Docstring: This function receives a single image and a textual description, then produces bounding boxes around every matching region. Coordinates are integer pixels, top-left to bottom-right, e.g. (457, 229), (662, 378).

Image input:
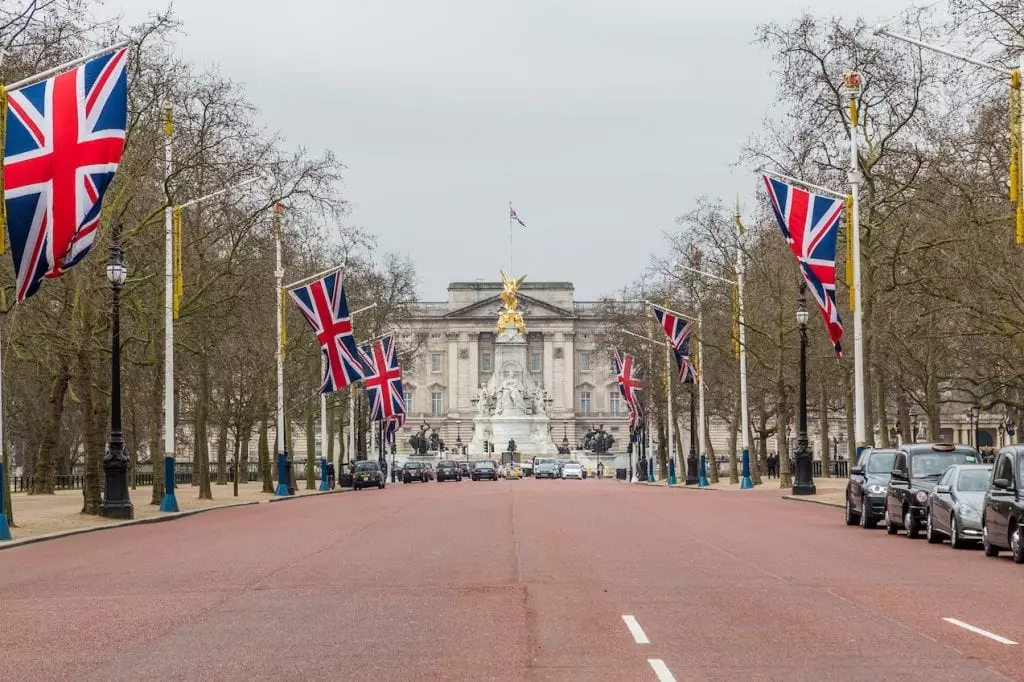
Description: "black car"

(844, 447), (896, 529)
(402, 461), (429, 484)
(885, 443), (980, 538)
(982, 445), (1024, 562)
(471, 460), (499, 481)
(457, 461), (472, 478)
(436, 460), (462, 482)
(926, 463), (991, 548)
(353, 460), (385, 490)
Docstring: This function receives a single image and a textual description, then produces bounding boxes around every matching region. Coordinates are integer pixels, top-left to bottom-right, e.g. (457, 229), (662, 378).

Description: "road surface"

(0, 479), (1019, 681)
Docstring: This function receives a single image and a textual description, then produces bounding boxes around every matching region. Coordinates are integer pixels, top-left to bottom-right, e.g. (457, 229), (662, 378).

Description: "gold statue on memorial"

(497, 271), (527, 336)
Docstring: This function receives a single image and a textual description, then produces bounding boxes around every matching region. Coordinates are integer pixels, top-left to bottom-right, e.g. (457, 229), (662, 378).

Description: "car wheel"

(983, 524), (1000, 557)
(379, 483), (385, 489)
(1012, 524), (1024, 564)
(949, 515), (966, 549)
(885, 510), (898, 535)
(844, 495), (859, 526)
(860, 504), (876, 529)
(926, 512), (942, 544)
(904, 509), (920, 539)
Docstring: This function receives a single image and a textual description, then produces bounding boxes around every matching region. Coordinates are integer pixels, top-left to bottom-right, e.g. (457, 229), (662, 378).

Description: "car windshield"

(866, 453), (896, 474)
(956, 468), (991, 492)
(475, 461), (494, 469)
(536, 458), (556, 465)
(439, 461), (455, 468)
(355, 462), (377, 472)
(910, 452), (977, 478)
(404, 462), (421, 469)
(564, 463), (581, 469)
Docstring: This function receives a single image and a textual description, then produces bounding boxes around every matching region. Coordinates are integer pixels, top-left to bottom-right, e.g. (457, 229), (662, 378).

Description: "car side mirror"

(890, 469), (907, 480)
(851, 466), (864, 476)
(994, 478), (1013, 490)
(935, 485), (951, 494)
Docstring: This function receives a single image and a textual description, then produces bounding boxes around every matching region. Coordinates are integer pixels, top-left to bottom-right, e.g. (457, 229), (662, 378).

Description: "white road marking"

(648, 659), (676, 681)
(622, 615), (650, 644)
(943, 618), (1017, 644)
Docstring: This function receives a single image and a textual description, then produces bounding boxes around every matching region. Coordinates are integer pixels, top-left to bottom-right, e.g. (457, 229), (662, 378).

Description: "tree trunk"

(32, 359), (71, 495)
(755, 428), (767, 485)
(819, 382), (831, 478)
(896, 393), (912, 447)
(216, 417), (228, 486)
(195, 357), (213, 500)
(149, 359), (164, 504)
(706, 409), (719, 483)
(776, 338), (792, 489)
(727, 391), (740, 484)
(238, 424), (251, 484)
(78, 343), (105, 516)
(305, 406), (316, 490)
(3, 438), (14, 526)
(259, 417), (273, 493)
(874, 371), (889, 448)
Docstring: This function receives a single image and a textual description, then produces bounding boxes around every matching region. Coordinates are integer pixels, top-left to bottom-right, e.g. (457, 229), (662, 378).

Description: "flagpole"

(274, 205), (290, 496)
(328, 302), (377, 491)
(0, 325), (10, 542)
(5, 40), (131, 90)
(508, 201), (513, 275)
(846, 74), (868, 459)
(348, 386), (355, 473)
(158, 99), (179, 512)
(319, 354), (329, 490)
(666, 328), (676, 486)
(735, 209), (754, 490)
(697, 312), (709, 487)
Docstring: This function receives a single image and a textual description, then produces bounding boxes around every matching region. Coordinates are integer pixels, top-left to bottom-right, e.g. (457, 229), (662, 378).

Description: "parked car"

(472, 460), (499, 481)
(845, 448), (897, 528)
(402, 461), (429, 484)
(561, 462), (584, 480)
(436, 460), (462, 482)
(926, 463), (992, 547)
(982, 445), (1024, 562)
(353, 460), (386, 490)
(534, 458), (558, 479)
(885, 443), (980, 538)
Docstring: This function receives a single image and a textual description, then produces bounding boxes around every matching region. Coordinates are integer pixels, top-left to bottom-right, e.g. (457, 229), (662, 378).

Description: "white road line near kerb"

(648, 659), (676, 682)
(621, 615), (650, 644)
(943, 618), (1018, 644)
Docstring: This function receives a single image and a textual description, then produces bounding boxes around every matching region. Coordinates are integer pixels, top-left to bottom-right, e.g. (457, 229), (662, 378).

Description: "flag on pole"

(510, 205), (527, 228)
(359, 332), (406, 422)
(762, 174), (845, 356)
(385, 413), (406, 444)
(288, 272), (367, 394)
(613, 350), (643, 413)
(5, 47), (129, 301)
(651, 304), (697, 384)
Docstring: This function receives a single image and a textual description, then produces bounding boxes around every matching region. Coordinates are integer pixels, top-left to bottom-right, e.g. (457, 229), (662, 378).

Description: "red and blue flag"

(762, 174), (845, 355)
(359, 332), (406, 422)
(614, 350), (643, 413)
(5, 47), (128, 301)
(288, 272), (367, 393)
(651, 305), (697, 384)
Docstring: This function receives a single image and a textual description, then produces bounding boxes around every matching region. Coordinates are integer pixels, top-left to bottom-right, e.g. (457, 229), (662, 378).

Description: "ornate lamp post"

(971, 405), (980, 450)
(791, 281), (816, 495)
(455, 419), (462, 455)
(100, 228), (134, 519)
(684, 383), (698, 485)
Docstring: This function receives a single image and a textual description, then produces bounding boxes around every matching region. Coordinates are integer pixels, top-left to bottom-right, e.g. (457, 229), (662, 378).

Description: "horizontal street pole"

(351, 303), (378, 317)
(178, 176), (262, 210)
(619, 328), (662, 348)
(7, 41), (131, 90)
(756, 168), (847, 201)
(284, 263), (345, 291)
(645, 299), (697, 322)
(873, 27), (1008, 75)
(675, 264), (736, 286)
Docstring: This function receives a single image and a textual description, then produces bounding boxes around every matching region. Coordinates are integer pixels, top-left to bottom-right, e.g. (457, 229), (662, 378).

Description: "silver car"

(926, 463), (992, 548)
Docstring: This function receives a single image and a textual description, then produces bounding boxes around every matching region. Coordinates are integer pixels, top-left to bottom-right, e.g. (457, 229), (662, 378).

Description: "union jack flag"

(5, 48), (129, 302)
(651, 305), (697, 384)
(762, 174), (844, 355)
(288, 272), (367, 394)
(614, 350), (643, 413)
(510, 205), (526, 228)
(384, 413), (406, 444)
(359, 332), (406, 422)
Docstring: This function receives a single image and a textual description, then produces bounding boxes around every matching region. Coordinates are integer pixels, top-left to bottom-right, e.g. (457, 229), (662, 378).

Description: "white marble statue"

(533, 386), (549, 416)
(476, 386), (492, 417)
(496, 370), (526, 414)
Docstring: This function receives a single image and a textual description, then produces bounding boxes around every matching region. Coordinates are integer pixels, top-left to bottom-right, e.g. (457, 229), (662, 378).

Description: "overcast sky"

(118, 0), (900, 301)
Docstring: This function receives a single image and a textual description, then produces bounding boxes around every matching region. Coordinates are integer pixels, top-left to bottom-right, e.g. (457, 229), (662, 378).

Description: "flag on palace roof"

(288, 272), (367, 393)
(762, 174), (844, 356)
(5, 47), (129, 301)
(510, 205), (527, 228)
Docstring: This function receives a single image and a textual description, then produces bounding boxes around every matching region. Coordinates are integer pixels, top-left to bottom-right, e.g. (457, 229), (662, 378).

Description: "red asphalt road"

(0, 479), (1021, 681)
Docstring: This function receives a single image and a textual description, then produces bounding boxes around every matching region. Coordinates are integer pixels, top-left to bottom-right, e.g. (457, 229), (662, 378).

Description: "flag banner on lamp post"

(359, 332), (407, 423)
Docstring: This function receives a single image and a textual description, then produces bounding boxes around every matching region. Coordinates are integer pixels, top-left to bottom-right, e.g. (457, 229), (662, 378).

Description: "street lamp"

(685, 383), (698, 485)
(971, 405), (980, 450)
(791, 280), (816, 495)
(100, 227), (134, 519)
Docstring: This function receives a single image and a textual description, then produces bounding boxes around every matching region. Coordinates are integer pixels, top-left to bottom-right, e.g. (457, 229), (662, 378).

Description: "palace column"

(563, 331), (575, 416)
(543, 331), (554, 400)
(468, 332), (479, 399)
(447, 332), (459, 417)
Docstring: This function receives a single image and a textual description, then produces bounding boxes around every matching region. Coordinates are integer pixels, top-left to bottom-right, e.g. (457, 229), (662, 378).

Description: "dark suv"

(401, 461), (429, 484)
(885, 443), (980, 538)
(436, 460), (462, 482)
(844, 448), (897, 529)
(982, 445), (1024, 562)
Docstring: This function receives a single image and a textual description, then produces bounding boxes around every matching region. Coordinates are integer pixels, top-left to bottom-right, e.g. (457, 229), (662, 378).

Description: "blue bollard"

(647, 458), (655, 483)
(698, 454), (709, 488)
(275, 453), (289, 496)
(0, 460), (11, 541)
(318, 458), (329, 491)
(668, 457), (677, 486)
(740, 448), (754, 489)
(159, 456), (179, 512)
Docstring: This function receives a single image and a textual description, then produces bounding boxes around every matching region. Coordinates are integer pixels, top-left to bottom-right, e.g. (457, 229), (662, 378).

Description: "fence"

(8, 461), (274, 493)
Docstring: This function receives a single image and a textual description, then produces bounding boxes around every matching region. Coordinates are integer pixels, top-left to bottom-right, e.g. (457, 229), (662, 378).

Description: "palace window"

(580, 391), (592, 414)
(530, 351), (542, 372)
(430, 352), (442, 373)
(609, 392), (621, 415)
(431, 391), (443, 414)
(406, 394), (415, 414)
(481, 352), (492, 372)
(579, 351), (591, 371)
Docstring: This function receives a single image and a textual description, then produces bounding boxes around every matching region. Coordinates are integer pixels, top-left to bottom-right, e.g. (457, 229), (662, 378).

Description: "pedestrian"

(327, 461), (336, 489)
(597, 461), (604, 479)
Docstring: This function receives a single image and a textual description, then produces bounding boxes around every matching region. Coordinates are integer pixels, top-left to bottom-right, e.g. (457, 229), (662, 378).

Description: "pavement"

(0, 477), (1019, 681)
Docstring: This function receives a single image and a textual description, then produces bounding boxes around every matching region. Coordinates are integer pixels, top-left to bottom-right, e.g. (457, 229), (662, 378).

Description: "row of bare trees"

(0, 1), (418, 524)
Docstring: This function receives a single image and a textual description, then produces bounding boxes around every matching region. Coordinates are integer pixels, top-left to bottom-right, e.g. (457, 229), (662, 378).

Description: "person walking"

(597, 461), (604, 479)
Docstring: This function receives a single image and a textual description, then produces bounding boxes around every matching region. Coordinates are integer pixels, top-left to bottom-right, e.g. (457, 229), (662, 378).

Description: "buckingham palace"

(395, 280), (629, 453)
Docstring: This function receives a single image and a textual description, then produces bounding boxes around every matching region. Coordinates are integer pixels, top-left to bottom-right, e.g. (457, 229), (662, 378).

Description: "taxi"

(504, 463), (523, 479)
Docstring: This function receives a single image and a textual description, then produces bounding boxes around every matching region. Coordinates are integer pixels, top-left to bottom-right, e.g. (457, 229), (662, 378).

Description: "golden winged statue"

(497, 271), (528, 335)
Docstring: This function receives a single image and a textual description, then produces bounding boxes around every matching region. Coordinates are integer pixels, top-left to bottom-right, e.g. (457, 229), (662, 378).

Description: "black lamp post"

(971, 406), (980, 450)
(100, 227), (134, 519)
(684, 383), (698, 485)
(791, 280), (816, 495)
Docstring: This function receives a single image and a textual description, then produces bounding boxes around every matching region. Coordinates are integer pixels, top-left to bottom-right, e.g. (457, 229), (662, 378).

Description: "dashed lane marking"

(648, 659), (676, 681)
(622, 615), (650, 644)
(943, 618), (1017, 645)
